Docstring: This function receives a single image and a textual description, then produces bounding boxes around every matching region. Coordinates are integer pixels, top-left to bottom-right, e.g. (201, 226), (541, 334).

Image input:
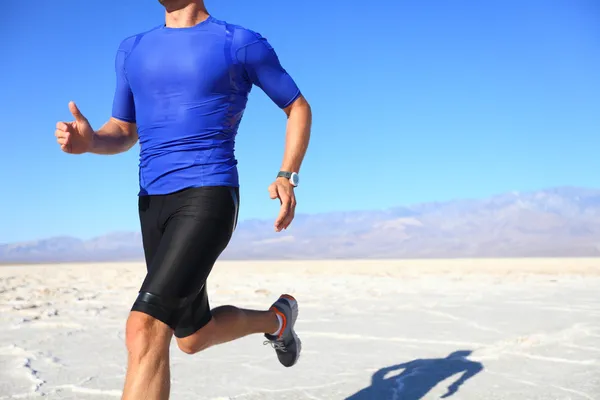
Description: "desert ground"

(0, 258), (599, 400)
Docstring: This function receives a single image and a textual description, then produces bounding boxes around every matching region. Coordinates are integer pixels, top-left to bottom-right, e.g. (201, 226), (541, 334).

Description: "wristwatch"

(277, 171), (299, 187)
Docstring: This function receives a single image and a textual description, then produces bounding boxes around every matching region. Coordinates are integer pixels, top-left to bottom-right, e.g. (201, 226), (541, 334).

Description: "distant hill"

(2, 187), (600, 263)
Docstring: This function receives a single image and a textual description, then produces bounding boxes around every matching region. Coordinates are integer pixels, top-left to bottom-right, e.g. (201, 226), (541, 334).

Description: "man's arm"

(280, 95), (312, 174)
(235, 31), (311, 173)
(56, 40), (138, 156)
(268, 95), (311, 231)
(90, 118), (138, 155)
(91, 37), (139, 155)
(237, 31), (312, 230)
(441, 362), (483, 398)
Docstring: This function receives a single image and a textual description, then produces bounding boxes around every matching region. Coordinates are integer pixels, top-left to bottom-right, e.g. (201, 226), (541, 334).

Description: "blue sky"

(1, 0), (598, 243)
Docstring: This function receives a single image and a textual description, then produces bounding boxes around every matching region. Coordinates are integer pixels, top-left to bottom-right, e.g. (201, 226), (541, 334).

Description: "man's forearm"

(281, 96), (312, 172)
(90, 118), (138, 155)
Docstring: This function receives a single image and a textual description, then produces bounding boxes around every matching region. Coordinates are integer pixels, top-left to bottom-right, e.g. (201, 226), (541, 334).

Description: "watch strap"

(277, 171), (293, 179)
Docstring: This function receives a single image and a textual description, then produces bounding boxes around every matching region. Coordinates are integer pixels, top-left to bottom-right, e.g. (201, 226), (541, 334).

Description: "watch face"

(290, 172), (299, 186)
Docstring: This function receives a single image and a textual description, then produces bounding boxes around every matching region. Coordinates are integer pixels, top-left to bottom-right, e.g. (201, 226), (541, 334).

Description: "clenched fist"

(55, 101), (94, 154)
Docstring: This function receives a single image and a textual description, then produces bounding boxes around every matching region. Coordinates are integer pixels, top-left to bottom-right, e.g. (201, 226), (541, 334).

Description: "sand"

(1, 258), (599, 400)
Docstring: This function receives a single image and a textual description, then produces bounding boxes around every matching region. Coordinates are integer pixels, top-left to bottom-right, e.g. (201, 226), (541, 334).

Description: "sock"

(271, 313), (283, 336)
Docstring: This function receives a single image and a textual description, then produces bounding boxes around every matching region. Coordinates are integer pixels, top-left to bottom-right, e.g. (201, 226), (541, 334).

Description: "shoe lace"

(263, 338), (287, 352)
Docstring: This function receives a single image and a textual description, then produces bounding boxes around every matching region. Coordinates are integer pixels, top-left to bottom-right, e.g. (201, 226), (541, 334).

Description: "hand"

(268, 177), (296, 232)
(440, 383), (460, 398)
(55, 101), (94, 154)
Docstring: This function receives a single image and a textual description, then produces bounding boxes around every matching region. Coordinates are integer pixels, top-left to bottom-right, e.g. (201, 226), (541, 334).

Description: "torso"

(123, 17), (252, 195)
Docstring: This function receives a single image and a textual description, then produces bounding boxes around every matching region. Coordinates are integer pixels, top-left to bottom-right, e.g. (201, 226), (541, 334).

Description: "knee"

(125, 312), (172, 360)
(176, 320), (217, 355)
(177, 339), (205, 355)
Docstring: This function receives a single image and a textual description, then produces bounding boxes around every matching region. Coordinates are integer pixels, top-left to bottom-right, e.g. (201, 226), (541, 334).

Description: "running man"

(53, 1), (311, 399)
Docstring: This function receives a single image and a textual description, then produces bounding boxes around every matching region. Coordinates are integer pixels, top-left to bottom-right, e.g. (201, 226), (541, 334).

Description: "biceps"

(111, 49), (136, 123)
(111, 83), (136, 123)
(257, 67), (301, 109)
(242, 40), (301, 108)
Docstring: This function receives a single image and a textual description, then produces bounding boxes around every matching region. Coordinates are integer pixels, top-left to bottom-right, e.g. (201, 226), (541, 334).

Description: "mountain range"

(2, 186), (600, 263)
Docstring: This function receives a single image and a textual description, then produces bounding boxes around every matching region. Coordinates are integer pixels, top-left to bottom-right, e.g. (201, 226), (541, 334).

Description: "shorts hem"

(131, 301), (213, 338)
(131, 302), (177, 331)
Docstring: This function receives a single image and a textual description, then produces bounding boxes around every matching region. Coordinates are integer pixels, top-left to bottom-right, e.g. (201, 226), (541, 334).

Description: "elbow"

(124, 134), (138, 151)
(118, 128), (138, 152)
(111, 118), (138, 147)
(284, 94), (311, 118)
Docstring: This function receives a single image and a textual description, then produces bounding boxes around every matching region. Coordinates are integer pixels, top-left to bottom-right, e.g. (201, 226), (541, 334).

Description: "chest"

(125, 33), (232, 99)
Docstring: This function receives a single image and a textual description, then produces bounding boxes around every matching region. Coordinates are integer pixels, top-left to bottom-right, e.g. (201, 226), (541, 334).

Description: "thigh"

(142, 186), (238, 297)
(173, 284), (211, 338)
(137, 186), (239, 334)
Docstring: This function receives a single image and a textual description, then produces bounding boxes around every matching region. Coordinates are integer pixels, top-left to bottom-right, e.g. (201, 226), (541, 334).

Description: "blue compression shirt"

(111, 16), (301, 196)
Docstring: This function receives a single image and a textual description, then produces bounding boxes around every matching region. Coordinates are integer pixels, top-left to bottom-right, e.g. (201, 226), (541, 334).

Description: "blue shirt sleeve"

(111, 40), (136, 123)
(235, 31), (301, 109)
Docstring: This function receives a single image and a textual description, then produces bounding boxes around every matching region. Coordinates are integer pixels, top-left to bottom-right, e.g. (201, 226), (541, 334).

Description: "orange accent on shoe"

(280, 294), (296, 302)
(270, 306), (287, 339)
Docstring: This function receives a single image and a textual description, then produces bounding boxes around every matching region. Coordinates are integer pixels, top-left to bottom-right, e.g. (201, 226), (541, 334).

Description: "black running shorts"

(132, 186), (239, 338)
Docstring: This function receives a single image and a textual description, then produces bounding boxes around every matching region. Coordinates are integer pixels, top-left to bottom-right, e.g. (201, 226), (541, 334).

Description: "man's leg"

(159, 187), (301, 364)
(125, 185), (258, 398)
(168, 277), (280, 353)
(175, 293), (302, 368)
(121, 195), (173, 399)
(122, 312), (173, 400)
(175, 304), (279, 354)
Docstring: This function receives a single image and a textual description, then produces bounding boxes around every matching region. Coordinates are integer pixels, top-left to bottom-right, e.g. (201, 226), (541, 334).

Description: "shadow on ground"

(346, 350), (484, 400)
